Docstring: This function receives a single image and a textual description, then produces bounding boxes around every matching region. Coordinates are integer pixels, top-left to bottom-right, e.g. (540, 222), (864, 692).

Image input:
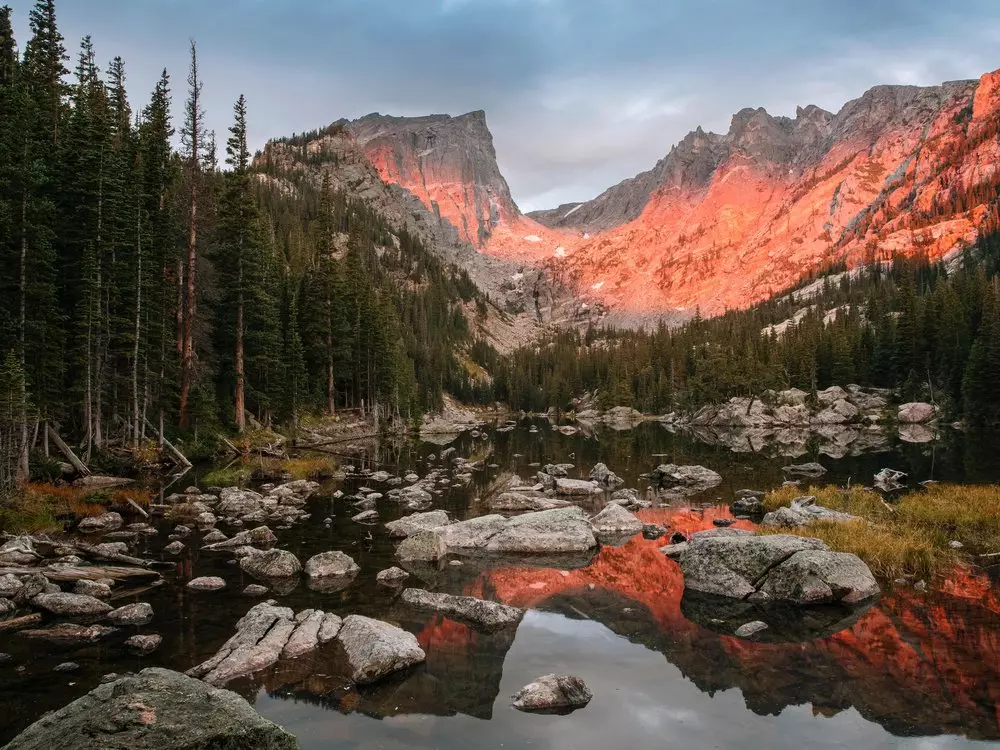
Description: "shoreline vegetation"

(760, 483), (1000, 580)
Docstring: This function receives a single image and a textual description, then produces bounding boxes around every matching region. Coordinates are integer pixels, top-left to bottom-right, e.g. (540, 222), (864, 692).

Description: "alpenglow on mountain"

(265, 67), (1000, 321)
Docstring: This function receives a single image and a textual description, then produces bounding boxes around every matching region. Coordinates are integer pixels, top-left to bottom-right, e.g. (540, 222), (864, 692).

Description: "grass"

(202, 464), (254, 487)
(201, 456), (338, 487)
(760, 483), (1000, 580)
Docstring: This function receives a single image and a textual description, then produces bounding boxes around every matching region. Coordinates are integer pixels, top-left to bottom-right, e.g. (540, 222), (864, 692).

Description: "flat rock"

(400, 588), (524, 631)
(489, 492), (572, 512)
(107, 602), (153, 626)
(281, 609), (325, 660)
(304, 551), (359, 578)
(336, 615), (426, 685)
(31, 593), (112, 617)
(187, 577), (227, 591)
(385, 510), (451, 539)
(73, 579), (112, 600)
(396, 530), (449, 563)
(77, 512), (124, 534)
(189, 602), (295, 685)
(351, 510), (379, 523)
(485, 507), (597, 554)
(202, 526), (277, 551)
(757, 549), (880, 604)
(898, 402), (937, 424)
(317, 613), (342, 644)
(651, 464), (723, 494)
(734, 620), (769, 638)
(435, 514), (507, 550)
(242, 584), (269, 596)
(553, 477), (602, 496)
(2, 667), (297, 750)
(512, 674), (592, 713)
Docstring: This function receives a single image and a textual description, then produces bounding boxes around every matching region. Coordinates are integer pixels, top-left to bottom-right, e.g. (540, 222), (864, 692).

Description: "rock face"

(511, 674), (593, 713)
(336, 615), (426, 685)
(400, 588), (524, 631)
(679, 533), (879, 605)
(3, 667), (298, 750)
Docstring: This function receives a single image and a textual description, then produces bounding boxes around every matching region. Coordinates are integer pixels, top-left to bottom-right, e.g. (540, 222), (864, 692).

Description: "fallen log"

(0, 564), (160, 583)
(46, 424), (90, 476)
(125, 497), (149, 519)
(0, 613), (42, 632)
(144, 417), (192, 468)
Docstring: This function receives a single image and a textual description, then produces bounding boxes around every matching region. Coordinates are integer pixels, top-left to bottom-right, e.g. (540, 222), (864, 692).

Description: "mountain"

(530, 70), (1000, 316)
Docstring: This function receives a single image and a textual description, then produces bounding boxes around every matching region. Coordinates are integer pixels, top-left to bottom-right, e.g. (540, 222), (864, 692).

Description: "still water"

(2, 419), (1000, 748)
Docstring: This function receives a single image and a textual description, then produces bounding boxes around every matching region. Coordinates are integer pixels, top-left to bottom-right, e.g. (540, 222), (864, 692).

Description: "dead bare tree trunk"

(132, 198), (143, 449)
(179, 41), (202, 431)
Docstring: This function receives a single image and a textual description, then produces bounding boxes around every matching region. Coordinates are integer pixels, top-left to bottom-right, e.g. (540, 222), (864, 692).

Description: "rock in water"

(734, 620), (769, 638)
(589, 463), (625, 490)
(553, 477), (602, 496)
(335, 615), (426, 685)
(650, 464), (723, 494)
(188, 602), (296, 686)
(590, 504), (643, 536)
(30, 593), (113, 618)
(898, 402), (937, 424)
(304, 551), (360, 578)
(281, 609), (325, 660)
(757, 550), (880, 604)
(781, 462), (827, 477)
(187, 577), (226, 591)
(485, 507), (598, 554)
(400, 588), (523, 631)
(511, 674), (593, 713)
(375, 567), (410, 586)
(2, 667), (298, 749)
(107, 602), (153, 626)
(240, 549), (302, 579)
(125, 634), (162, 655)
(384, 510), (451, 539)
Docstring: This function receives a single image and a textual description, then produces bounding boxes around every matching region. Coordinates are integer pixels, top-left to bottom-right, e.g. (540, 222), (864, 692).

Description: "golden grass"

(761, 483), (1000, 580)
(278, 457), (338, 480)
(203, 456), (338, 486)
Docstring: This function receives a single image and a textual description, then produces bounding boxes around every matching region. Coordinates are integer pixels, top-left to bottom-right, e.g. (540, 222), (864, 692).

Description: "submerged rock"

(3, 667), (298, 749)
(400, 588), (524, 631)
(336, 615), (426, 685)
(511, 674), (593, 713)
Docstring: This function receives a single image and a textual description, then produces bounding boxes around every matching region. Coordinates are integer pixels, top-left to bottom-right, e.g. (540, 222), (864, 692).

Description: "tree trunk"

(16, 181), (28, 488)
(132, 200), (142, 448)
(235, 290), (245, 433)
(326, 294), (335, 416)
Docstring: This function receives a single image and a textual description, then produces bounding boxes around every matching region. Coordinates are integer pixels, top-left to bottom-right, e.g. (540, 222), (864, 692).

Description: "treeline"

(479, 231), (1000, 427)
(0, 1), (483, 493)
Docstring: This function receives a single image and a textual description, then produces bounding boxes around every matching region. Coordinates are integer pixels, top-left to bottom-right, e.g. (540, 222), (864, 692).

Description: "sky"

(9, 0), (1000, 212)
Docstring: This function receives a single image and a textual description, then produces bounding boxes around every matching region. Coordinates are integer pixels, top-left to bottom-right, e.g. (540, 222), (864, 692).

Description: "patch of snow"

(563, 204), (583, 218)
(523, 235), (542, 243)
(591, 281), (605, 291)
(554, 247), (567, 258)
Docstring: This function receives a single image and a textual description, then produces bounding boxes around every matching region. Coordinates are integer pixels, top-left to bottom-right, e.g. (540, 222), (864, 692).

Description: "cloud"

(12, 0), (1000, 211)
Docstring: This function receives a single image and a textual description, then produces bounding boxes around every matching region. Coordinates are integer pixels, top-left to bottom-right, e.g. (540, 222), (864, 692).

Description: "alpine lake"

(3, 418), (1000, 750)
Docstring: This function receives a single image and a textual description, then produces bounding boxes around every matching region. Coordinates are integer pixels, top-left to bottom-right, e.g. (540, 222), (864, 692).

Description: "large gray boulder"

(76, 512), (123, 534)
(511, 674), (592, 713)
(281, 609), (325, 660)
(400, 588), (524, 631)
(898, 402), (937, 424)
(485, 507), (597, 554)
(589, 504), (643, 537)
(3, 667), (298, 750)
(304, 551), (359, 579)
(756, 550), (880, 605)
(107, 602), (154, 627)
(589, 463), (625, 490)
(202, 526), (276, 551)
(384, 510), (451, 539)
(651, 464), (722, 494)
(217, 488), (266, 517)
(679, 533), (879, 605)
(239, 549), (302, 579)
(434, 514), (506, 550)
(188, 602), (296, 685)
(553, 477), (602, 496)
(31, 593), (112, 618)
(395, 531), (448, 563)
(336, 615), (426, 685)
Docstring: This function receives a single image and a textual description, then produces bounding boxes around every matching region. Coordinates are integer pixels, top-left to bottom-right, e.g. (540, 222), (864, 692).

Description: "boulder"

(375, 567), (410, 586)
(76, 512), (124, 534)
(31, 593), (112, 617)
(187, 577), (226, 591)
(351, 510), (379, 524)
(761, 496), (858, 528)
(74, 579), (112, 599)
(553, 477), (602, 496)
(511, 674), (592, 713)
(107, 602), (153, 627)
(217, 487), (266, 517)
(651, 464), (722, 494)
(817, 386), (850, 405)
(203, 525), (277, 552)
(281, 609), (324, 660)
(679, 533), (879, 605)
(589, 463), (625, 490)
(590, 504), (643, 537)
(125, 634), (162, 655)
(318, 613), (343, 644)
(242, 584), (269, 596)
(772, 403), (811, 425)
(756, 550), (880, 605)
(874, 468), (908, 492)
(396, 531), (448, 563)
(434, 514), (507, 551)
(731, 492), (765, 515)
(400, 588), (524, 631)
(240, 549), (302, 579)
(485, 507), (597, 554)
(385, 510), (451, 539)
(3, 667), (297, 750)
(335, 615), (426, 685)
(0, 537), (39, 565)
(488, 492), (572, 512)
(304, 551), (359, 579)
(188, 602), (296, 685)
(163, 541), (185, 555)
(776, 388), (809, 406)
(0, 573), (22, 598)
(781, 462), (827, 477)
(898, 402), (937, 424)
(813, 399), (859, 424)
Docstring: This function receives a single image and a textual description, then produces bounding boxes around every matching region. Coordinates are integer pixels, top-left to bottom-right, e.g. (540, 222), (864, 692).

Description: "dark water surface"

(2, 420), (1000, 748)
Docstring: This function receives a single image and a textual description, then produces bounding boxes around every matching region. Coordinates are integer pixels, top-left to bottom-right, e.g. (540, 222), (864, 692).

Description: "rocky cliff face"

(531, 70), (1000, 316)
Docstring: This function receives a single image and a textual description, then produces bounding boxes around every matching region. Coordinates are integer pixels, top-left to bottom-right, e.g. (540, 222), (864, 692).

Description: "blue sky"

(9, 0), (1000, 211)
